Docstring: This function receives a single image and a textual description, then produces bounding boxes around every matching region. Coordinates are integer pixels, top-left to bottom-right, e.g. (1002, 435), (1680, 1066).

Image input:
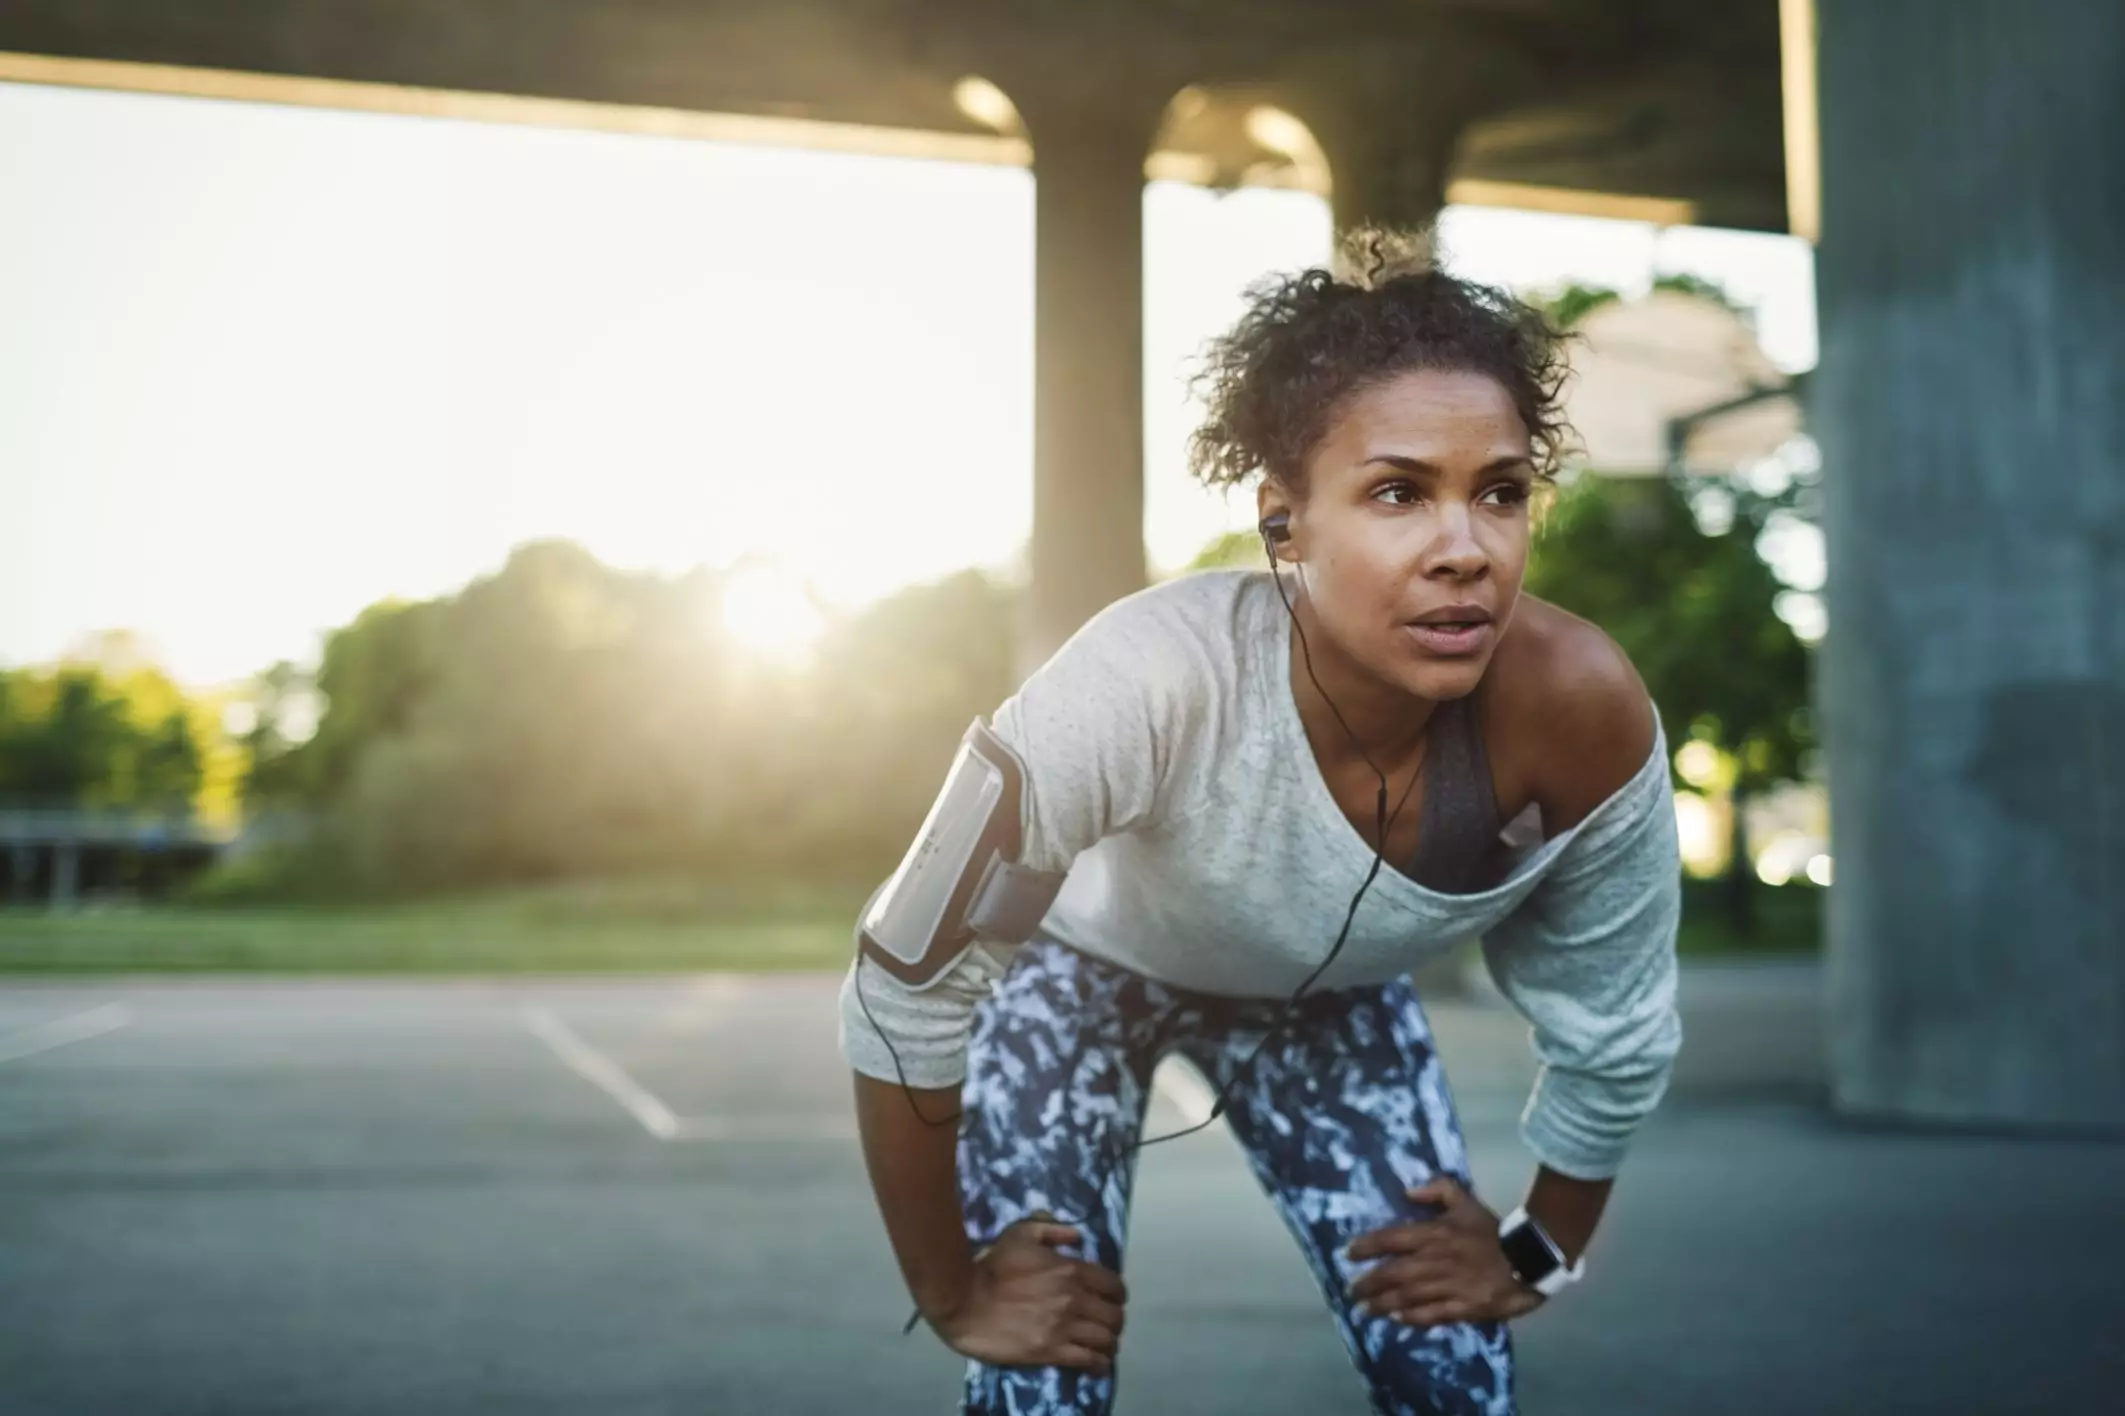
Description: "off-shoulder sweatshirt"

(838, 568), (1684, 1181)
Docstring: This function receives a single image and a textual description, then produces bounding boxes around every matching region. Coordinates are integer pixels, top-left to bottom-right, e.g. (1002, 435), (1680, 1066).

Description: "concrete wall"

(1814, 0), (2125, 1127)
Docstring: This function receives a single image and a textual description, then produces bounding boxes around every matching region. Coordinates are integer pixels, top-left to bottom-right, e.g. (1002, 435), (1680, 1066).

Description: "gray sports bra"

(1403, 694), (1512, 895)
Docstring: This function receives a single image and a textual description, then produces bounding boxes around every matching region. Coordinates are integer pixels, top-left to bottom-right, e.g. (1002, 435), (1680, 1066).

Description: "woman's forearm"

(853, 1072), (977, 1322)
(1523, 1165), (1613, 1268)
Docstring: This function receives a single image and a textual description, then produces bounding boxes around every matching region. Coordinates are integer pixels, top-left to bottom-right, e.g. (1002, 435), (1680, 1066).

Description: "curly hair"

(1186, 225), (1573, 493)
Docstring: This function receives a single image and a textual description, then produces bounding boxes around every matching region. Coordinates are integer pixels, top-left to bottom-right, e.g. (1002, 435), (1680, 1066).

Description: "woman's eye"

(1482, 482), (1532, 508)
(1373, 482), (1421, 506)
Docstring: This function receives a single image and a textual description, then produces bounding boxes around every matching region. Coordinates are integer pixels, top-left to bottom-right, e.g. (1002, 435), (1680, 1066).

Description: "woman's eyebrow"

(1363, 454), (1533, 476)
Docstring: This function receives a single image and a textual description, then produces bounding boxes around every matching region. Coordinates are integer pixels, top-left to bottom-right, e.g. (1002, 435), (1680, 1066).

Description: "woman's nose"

(1423, 507), (1489, 578)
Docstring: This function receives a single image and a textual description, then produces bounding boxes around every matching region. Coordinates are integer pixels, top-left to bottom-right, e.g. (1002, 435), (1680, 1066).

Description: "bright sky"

(0, 79), (1816, 687)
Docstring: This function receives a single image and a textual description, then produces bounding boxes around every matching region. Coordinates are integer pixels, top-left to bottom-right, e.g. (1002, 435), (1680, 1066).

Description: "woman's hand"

(1345, 1176), (1547, 1328)
(932, 1215), (1128, 1374)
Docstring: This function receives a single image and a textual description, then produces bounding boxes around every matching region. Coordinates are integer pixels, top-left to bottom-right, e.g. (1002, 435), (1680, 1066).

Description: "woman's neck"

(1285, 583), (1439, 776)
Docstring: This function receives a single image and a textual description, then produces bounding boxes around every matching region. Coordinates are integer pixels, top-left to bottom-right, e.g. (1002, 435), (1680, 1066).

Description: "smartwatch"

(1497, 1205), (1586, 1297)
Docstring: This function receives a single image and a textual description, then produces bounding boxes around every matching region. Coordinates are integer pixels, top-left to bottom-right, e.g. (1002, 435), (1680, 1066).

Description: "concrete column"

(1318, 119), (1459, 239)
(8, 844), (34, 904)
(1276, 53), (1486, 241)
(1020, 102), (1159, 674)
(51, 842), (79, 912)
(1815, 1), (2125, 1128)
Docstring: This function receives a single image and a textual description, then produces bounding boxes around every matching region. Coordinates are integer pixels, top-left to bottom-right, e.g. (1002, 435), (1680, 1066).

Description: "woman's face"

(1263, 367), (1536, 703)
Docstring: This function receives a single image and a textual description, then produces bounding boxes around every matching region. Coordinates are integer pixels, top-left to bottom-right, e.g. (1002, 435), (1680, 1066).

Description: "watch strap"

(1498, 1205), (1585, 1295)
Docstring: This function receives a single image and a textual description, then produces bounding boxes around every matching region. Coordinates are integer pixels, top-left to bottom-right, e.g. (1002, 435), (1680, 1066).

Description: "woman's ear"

(1256, 481), (1296, 563)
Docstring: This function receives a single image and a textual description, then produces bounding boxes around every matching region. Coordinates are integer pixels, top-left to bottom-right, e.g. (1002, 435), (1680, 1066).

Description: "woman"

(840, 227), (1683, 1416)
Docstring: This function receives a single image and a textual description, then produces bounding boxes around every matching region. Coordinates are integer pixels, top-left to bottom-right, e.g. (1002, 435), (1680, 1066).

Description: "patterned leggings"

(956, 935), (1516, 1416)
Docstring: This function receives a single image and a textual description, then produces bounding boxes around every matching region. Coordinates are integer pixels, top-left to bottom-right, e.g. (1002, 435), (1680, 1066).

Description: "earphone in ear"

(1259, 512), (1292, 552)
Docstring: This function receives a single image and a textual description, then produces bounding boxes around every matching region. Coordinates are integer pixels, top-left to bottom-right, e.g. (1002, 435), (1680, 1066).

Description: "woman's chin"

(1395, 656), (1491, 703)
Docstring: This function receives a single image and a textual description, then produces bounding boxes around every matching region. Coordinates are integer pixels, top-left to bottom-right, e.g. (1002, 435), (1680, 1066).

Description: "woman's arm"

(1344, 1166), (1614, 1324)
(851, 1071), (979, 1323)
(1524, 1165), (1612, 1268)
(1474, 642), (1677, 1309)
(1348, 649), (1678, 1324)
(838, 586), (1208, 1353)
(853, 1069), (1126, 1370)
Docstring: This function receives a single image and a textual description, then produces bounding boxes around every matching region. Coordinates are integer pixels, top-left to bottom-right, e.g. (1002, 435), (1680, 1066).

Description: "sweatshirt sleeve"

(837, 586), (1202, 1088)
(1478, 725), (1685, 1181)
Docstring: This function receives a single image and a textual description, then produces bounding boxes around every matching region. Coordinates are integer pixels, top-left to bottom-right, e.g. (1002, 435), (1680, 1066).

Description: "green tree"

(238, 660), (316, 804)
(294, 597), (444, 808)
(0, 663), (209, 814)
(222, 536), (1024, 897)
(133, 708), (205, 808)
(2, 671), (133, 802)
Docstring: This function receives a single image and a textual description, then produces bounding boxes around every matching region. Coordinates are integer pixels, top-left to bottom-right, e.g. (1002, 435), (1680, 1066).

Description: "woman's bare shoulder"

(1481, 595), (1658, 834)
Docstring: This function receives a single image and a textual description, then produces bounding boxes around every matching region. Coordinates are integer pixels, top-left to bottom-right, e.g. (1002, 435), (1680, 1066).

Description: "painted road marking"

(0, 1002), (132, 1064)
(522, 1004), (681, 1139)
(521, 1003), (852, 1142)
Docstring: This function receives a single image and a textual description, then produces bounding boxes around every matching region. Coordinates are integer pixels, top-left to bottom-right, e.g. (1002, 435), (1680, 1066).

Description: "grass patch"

(0, 877), (870, 974)
(0, 875), (1822, 975)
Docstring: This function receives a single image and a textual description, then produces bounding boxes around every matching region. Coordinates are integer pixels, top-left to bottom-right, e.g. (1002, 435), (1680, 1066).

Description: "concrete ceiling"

(0, 0), (1788, 231)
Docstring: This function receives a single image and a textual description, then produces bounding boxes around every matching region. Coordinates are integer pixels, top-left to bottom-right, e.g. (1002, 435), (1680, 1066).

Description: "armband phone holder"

(857, 718), (1061, 990)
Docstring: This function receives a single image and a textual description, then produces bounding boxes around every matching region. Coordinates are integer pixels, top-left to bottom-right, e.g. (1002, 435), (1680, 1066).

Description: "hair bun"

(1333, 223), (1441, 290)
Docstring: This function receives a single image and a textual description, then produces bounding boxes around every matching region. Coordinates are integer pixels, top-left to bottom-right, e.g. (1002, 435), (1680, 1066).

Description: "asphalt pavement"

(2, 960), (2120, 1415)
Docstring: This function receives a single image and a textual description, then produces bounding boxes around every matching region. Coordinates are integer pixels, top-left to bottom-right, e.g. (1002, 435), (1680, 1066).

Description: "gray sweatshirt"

(839, 568), (1684, 1181)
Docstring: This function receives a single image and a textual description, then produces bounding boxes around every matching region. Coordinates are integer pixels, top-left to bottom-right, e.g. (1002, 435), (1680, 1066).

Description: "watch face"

(1500, 1220), (1562, 1285)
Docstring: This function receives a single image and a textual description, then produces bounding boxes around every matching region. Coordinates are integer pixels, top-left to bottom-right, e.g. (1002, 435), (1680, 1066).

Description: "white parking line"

(0, 1002), (132, 1064)
(521, 1004), (681, 1139)
(520, 1003), (853, 1143)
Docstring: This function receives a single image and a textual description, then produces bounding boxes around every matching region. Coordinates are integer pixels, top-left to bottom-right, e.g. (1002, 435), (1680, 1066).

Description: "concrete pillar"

(1317, 118), (1458, 239)
(1019, 99), (1160, 674)
(1276, 53), (1487, 241)
(1815, 1), (2125, 1129)
(8, 844), (34, 904)
(51, 842), (79, 912)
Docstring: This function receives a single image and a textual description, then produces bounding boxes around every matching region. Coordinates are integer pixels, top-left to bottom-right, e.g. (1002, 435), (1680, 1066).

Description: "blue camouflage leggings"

(957, 935), (1516, 1416)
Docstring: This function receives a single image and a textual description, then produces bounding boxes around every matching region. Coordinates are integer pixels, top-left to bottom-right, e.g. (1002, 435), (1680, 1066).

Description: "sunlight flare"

(718, 564), (827, 663)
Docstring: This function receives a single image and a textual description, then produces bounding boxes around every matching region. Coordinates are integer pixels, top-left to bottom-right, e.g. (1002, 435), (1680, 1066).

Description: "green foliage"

(228, 542), (1023, 898)
(1543, 283), (1624, 331)
(1541, 274), (1748, 334)
(239, 660), (314, 803)
(1185, 529), (1265, 573)
(134, 708), (205, 805)
(0, 663), (207, 811)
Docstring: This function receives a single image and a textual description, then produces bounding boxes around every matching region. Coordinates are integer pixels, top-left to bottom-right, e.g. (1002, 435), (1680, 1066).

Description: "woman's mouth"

(1403, 608), (1494, 657)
